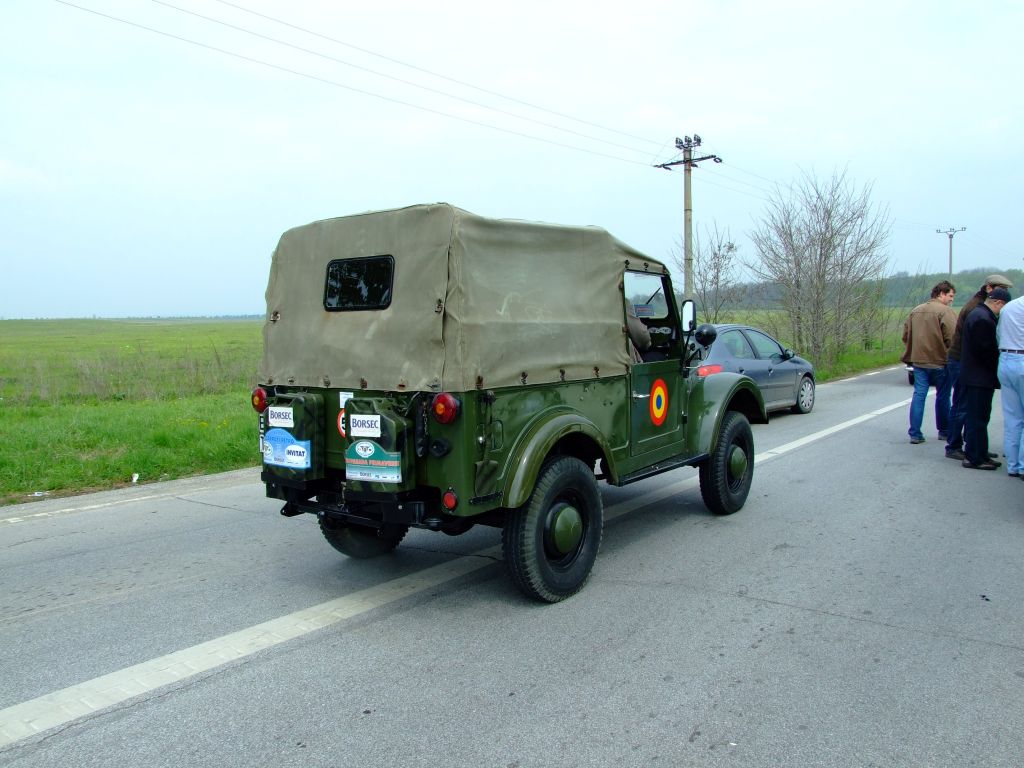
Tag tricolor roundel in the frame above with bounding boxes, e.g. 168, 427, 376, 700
649, 379, 669, 426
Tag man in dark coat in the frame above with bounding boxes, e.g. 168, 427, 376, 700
960, 287, 1012, 469
946, 274, 1013, 458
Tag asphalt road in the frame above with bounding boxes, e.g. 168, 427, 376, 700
2, 366, 1022, 768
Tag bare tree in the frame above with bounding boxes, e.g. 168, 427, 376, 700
747, 169, 890, 366
671, 224, 743, 323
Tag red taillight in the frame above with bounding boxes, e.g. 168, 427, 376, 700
442, 489, 459, 511
431, 393, 460, 424
696, 364, 724, 377
251, 386, 268, 413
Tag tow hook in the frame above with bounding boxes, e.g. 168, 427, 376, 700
279, 503, 303, 517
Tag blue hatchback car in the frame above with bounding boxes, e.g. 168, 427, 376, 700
698, 324, 816, 414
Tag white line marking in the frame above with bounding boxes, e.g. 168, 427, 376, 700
0, 551, 498, 747
0, 396, 912, 748
0, 493, 184, 526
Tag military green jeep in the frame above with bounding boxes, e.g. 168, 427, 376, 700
252, 204, 766, 602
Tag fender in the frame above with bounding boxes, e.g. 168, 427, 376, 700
502, 408, 614, 509
686, 373, 767, 455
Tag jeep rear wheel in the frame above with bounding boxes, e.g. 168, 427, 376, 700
319, 517, 409, 558
699, 410, 754, 515
502, 456, 604, 603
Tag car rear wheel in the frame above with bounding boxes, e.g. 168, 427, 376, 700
502, 456, 604, 603
791, 375, 815, 414
319, 517, 409, 558
699, 410, 754, 515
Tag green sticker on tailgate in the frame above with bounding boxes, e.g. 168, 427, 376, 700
345, 440, 402, 484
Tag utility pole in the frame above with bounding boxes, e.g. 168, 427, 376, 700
655, 135, 722, 300
936, 227, 966, 277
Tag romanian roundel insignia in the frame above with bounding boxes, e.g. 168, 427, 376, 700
649, 379, 668, 426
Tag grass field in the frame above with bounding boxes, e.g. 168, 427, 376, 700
0, 318, 262, 505
0, 314, 906, 506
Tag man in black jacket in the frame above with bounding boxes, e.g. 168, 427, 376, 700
960, 287, 1012, 469
946, 274, 1013, 458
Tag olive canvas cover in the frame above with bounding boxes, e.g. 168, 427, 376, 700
259, 203, 666, 392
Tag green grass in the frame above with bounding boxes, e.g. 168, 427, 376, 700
0, 313, 908, 506
1, 319, 262, 506
0, 318, 260, 405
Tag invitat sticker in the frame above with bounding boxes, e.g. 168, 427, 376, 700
262, 427, 311, 469
349, 414, 381, 438
345, 440, 401, 483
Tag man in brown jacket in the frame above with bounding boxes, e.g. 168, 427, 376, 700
902, 280, 957, 443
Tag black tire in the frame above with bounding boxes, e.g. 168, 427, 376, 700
319, 516, 409, 559
791, 375, 815, 414
699, 410, 754, 515
502, 456, 603, 603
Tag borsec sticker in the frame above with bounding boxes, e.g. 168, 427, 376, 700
650, 378, 668, 426
267, 406, 294, 428
350, 414, 381, 438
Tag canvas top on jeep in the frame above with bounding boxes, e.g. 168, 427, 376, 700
259, 203, 670, 392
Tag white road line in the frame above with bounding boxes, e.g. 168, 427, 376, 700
0, 493, 185, 526
0, 396, 911, 749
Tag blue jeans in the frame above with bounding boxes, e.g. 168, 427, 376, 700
998, 353, 1024, 475
936, 361, 954, 434
945, 359, 966, 452
908, 366, 948, 440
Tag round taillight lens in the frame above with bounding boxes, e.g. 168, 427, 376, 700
442, 489, 459, 511
251, 386, 268, 413
431, 393, 460, 424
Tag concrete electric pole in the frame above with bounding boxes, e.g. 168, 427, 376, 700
655, 135, 722, 300
936, 227, 966, 277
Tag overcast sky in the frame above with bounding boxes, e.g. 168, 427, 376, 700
2, 0, 1021, 318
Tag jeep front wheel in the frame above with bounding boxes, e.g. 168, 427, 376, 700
502, 456, 604, 603
699, 410, 754, 515
319, 517, 409, 558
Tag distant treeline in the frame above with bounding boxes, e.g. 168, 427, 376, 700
710, 267, 1024, 311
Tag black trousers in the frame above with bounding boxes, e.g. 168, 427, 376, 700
963, 385, 995, 465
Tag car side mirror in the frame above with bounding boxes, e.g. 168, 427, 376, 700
782, 348, 795, 360
694, 323, 717, 347
680, 300, 696, 333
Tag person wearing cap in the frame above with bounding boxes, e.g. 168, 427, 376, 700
960, 287, 1011, 470
997, 293, 1024, 479
945, 274, 1014, 460
901, 280, 957, 444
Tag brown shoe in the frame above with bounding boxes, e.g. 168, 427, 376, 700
962, 460, 998, 470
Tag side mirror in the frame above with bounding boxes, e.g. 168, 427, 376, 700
782, 348, 795, 360
680, 300, 696, 333
694, 323, 717, 348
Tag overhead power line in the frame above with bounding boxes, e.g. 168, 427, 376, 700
55, 0, 651, 167
210, 0, 666, 148
148, 0, 655, 157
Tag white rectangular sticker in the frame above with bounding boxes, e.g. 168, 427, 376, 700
267, 406, 294, 428
349, 414, 381, 438
339, 391, 354, 408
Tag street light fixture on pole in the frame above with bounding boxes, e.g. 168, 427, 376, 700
936, 227, 966, 277
654, 135, 722, 300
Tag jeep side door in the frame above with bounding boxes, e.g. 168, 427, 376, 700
623, 271, 683, 456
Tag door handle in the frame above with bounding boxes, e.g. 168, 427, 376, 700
631, 392, 650, 400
